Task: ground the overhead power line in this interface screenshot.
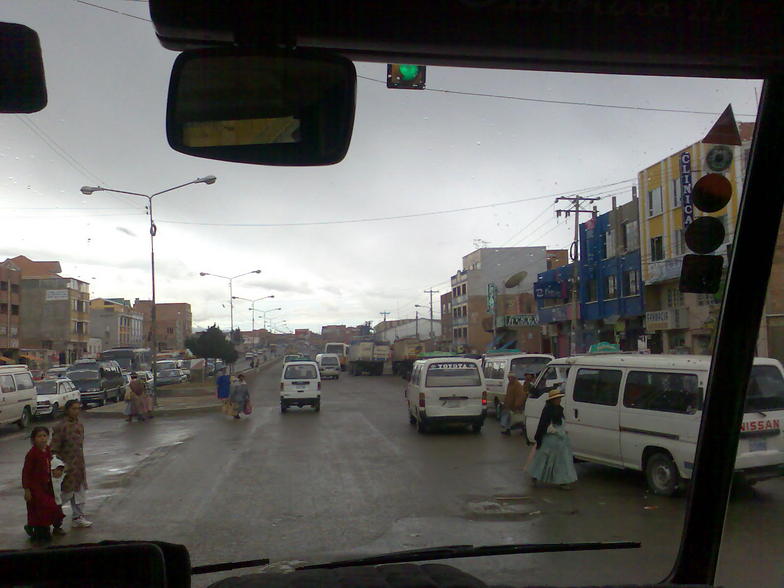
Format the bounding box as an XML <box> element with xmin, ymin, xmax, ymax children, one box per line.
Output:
<box><xmin>75</xmin><ymin>0</ymin><xmax>151</xmax><ymax>22</ymax></box>
<box><xmin>357</xmin><ymin>75</ymin><xmax>757</xmax><ymax>118</ymax></box>
<box><xmin>156</xmin><ymin>179</ymin><xmax>635</xmax><ymax>228</ymax></box>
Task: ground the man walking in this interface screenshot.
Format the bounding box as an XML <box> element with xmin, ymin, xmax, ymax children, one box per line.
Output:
<box><xmin>500</xmin><ymin>373</ymin><xmax>525</xmax><ymax>435</ymax></box>
<box><xmin>50</xmin><ymin>400</ymin><xmax>92</xmax><ymax>528</ymax></box>
<box><xmin>216</xmin><ymin>368</ymin><xmax>231</xmax><ymax>412</ymax></box>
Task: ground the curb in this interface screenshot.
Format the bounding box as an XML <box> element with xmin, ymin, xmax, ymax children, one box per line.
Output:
<box><xmin>85</xmin><ymin>358</ymin><xmax>281</xmax><ymax>419</ymax></box>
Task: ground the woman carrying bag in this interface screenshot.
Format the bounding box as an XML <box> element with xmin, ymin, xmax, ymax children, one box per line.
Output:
<box><xmin>527</xmin><ymin>387</ymin><xmax>577</xmax><ymax>490</ymax></box>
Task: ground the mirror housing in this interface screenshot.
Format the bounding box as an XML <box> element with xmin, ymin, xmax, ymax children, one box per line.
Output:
<box><xmin>0</xmin><ymin>23</ymin><xmax>47</xmax><ymax>113</ymax></box>
<box><xmin>166</xmin><ymin>48</ymin><xmax>356</xmax><ymax>166</ymax></box>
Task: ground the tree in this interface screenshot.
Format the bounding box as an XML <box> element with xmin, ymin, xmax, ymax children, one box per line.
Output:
<box><xmin>231</xmin><ymin>327</ymin><xmax>243</xmax><ymax>344</ymax></box>
<box><xmin>186</xmin><ymin>324</ymin><xmax>239</xmax><ymax>364</ymax></box>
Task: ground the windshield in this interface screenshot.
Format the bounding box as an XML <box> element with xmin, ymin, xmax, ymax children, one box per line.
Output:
<box><xmin>65</xmin><ymin>370</ymin><xmax>99</xmax><ymax>380</ymax></box>
<box><xmin>0</xmin><ymin>4</ymin><xmax>780</xmax><ymax>588</ymax></box>
<box><xmin>321</xmin><ymin>358</ymin><xmax>339</xmax><ymax>366</ymax></box>
<box><xmin>35</xmin><ymin>381</ymin><xmax>58</xmax><ymax>395</ymax></box>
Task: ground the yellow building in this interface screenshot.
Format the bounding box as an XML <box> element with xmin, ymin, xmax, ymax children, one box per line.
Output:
<box><xmin>637</xmin><ymin>113</ymin><xmax>754</xmax><ymax>354</ymax></box>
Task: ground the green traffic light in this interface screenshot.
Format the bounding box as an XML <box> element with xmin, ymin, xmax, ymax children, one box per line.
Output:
<box><xmin>399</xmin><ymin>65</ymin><xmax>420</xmax><ymax>81</ymax></box>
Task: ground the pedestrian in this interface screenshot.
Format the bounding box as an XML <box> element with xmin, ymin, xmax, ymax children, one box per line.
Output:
<box><xmin>520</xmin><ymin>372</ymin><xmax>535</xmax><ymax>445</ymax></box>
<box><xmin>22</xmin><ymin>426</ymin><xmax>65</xmax><ymax>542</ymax></box>
<box><xmin>127</xmin><ymin>373</ymin><xmax>147</xmax><ymax>423</ymax></box>
<box><xmin>527</xmin><ymin>387</ymin><xmax>577</xmax><ymax>490</ymax></box>
<box><xmin>500</xmin><ymin>373</ymin><xmax>525</xmax><ymax>435</ymax></box>
<box><xmin>229</xmin><ymin>373</ymin><xmax>250</xmax><ymax>419</ymax></box>
<box><xmin>50</xmin><ymin>400</ymin><xmax>92</xmax><ymax>528</ymax></box>
<box><xmin>216</xmin><ymin>368</ymin><xmax>231</xmax><ymax>414</ymax></box>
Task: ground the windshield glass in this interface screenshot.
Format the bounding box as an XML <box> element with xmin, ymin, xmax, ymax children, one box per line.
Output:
<box><xmin>35</xmin><ymin>381</ymin><xmax>57</xmax><ymax>395</ymax></box>
<box><xmin>321</xmin><ymin>358</ymin><xmax>339</xmax><ymax>366</ymax></box>
<box><xmin>0</xmin><ymin>4</ymin><xmax>781</xmax><ymax>587</ymax></box>
<box><xmin>746</xmin><ymin>365</ymin><xmax>784</xmax><ymax>412</ymax></box>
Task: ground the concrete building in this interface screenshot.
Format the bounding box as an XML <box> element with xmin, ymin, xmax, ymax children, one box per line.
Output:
<box><xmin>89</xmin><ymin>298</ymin><xmax>144</xmax><ymax>349</ymax></box>
<box><xmin>449</xmin><ymin>247</ymin><xmax>552</xmax><ymax>353</ymax></box>
<box><xmin>9</xmin><ymin>256</ymin><xmax>90</xmax><ymax>365</ymax></box>
<box><xmin>0</xmin><ymin>260</ymin><xmax>22</xmax><ymax>362</ymax></box>
<box><xmin>440</xmin><ymin>292</ymin><xmax>453</xmax><ymax>350</ymax></box>
<box><xmin>535</xmin><ymin>262</ymin><xmax>578</xmax><ymax>357</ymax></box>
<box><xmin>578</xmin><ymin>196</ymin><xmax>645</xmax><ymax>352</ymax></box>
<box><xmin>638</xmin><ymin>115</ymin><xmax>754</xmax><ymax>354</ymax></box>
<box><xmin>132</xmin><ymin>300</ymin><xmax>192</xmax><ymax>352</ymax></box>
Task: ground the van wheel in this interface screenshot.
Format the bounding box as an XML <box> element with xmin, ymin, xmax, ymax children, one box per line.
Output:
<box><xmin>280</xmin><ymin>402</ymin><xmax>288</xmax><ymax>413</ymax></box>
<box><xmin>97</xmin><ymin>394</ymin><xmax>106</xmax><ymax>407</ymax></box>
<box><xmin>17</xmin><ymin>407</ymin><xmax>32</xmax><ymax>429</ymax></box>
<box><xmin>417</xmin><ymin>418</ymin><xmax>429</xmax><ymax>434</ymax></box>
<box><xmin>314</xmin><ymin>400</ymin><xmax>321</xmax><ymax>412</ymax></box>
<box><xmin>472</xmin><ymin>423</ymin><xmax>483</xmax><ymax>434</ymax></box>
<box><xmin>645</xmin><ymin>452</ymin><xmax>681</xmax><ymax>496</ymax></box>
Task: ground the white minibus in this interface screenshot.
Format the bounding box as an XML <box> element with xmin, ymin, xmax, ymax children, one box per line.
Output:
<box><xmin>481</xmin><ymin>352</ymin><xmax>554</xmax><ymax>416</ymax></box>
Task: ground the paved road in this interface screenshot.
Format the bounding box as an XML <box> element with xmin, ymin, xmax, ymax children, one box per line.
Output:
<box><xmin>0</xmin><ymin>367</ymin><xmax>781</xmax><ymax>587</ymax></box>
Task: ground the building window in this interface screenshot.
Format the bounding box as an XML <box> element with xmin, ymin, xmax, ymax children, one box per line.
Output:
<box><xmin>648</xmin><ymin>186</ymin><xmax>663</xmax><ymax>217</ymax></box>
<box><xmin>604</xmin><ymin>275</ymin><xmax>617</xmax><ymax>299</ymax></box>
<box><xmin>167</xmin><ymin>327</ymin><xmax>174</xmax><ymax>335</ymax></box>
<box><xmin>601</xmin><ymin>230</ymin><xmax>615</xmax><ymax>259</ymax></box>
<box><xmin>666</xmin><ymin>287</ymin><xmax>684</xmax><ymax>308</ymax></box>
<box><xmin>650</xmin><ymin>236</ymin><xmax>664</xmax><ymax>261</ymax></box>
<box><xmin>623</xmin><ymin>270</ymin><xmax>640</xmax><ymax>296</ymax></box>
<box><xmin>622</xmin><ymin>220</ymin><xmax>639</xmax><ymax>252</ymax></box>
<box><xmin>11</xmin><ymin>305</ymin><xmax>19</xmax><ymax>316</ymax></box>
<box><xmin>0</xmin><ymin>281</ymin><xmax>6</xmax><ymax>291</ymax></box>
<box><xmin>673</xmin><ymin>229</ymin><xmax>686</xmax><ymax>256</ymax></box>
<box><xmin>461</xmin><ymin>284</ymin><xmax>466</xmax><ymax>296</ymax></box>
<box><xmin>10</xmin><ymin>284</ymin><xmax>19</xmax><ymax>294</ymax></box>
<box><xmin>671</xmin><ymin>177</ymin><xmax>682</xmax><ymax>208</ymax></box>
<box><xmin>587</xmin><ymin>280</ymin><xmax>597</xmax><ymax>302</ymax></box>
<box><xmin>697</xmin><ymin>293</ymin><xmax>716</xmax><ymax>306</ymax></box>
<box><xmin>0</xmin><ymin>303</ymin><xmax>6</xmax><ymax>314</ymax></box>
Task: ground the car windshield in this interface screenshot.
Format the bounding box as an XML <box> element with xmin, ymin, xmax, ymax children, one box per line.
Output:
<box><xmin>35</xmin><ymin>381</ymin><xmax>58</xmax><ymax>395</ymax></box>
<box><xmin>1</xmin><ymin>4</ymin><xmax>781</xmax><ymax>588</ymax></box>
<box><xmin>65</xmin><ymin>370</ymin><xmax>99</xmax><ymax>380</ymax></box>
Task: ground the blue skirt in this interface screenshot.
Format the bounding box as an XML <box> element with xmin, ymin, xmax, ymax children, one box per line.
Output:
<box><xmin>528</xmin><ymin>428</ymin><xmax>578</xmax><ymax>485</ymax></box>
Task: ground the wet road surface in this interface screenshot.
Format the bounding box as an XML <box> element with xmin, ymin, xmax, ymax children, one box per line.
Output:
<box><xmin>0</xmin><ymin>367</ymin><xmax>781</xmax><ymax>587</ymax></box>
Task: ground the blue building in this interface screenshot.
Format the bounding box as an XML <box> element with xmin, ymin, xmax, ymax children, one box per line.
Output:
<box><xmin>535</xmin><ymin>197</ymin><xmax>644</xmax><ymax>356</ymax></box>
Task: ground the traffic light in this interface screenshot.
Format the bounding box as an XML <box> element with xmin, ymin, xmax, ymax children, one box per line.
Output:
<box><xmin>386</xmin><ymin>64</ymin><xmax>426</xmax><ymax>89</ymax></box>
<box><xmin>679</xmin><ymin>105</ymin><xmax>741</xmax><ymax>294</ymax></box>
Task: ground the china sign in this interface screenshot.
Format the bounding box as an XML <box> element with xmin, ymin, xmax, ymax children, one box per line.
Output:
<box><xmin>504</xmin><ymin>314</ymin><xmax>538</xmax><ymax>327</ymax></box>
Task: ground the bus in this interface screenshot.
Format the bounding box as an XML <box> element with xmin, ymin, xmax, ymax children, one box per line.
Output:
<box><xmin>323</xmin><ymin>342</ymin><xmax>349</xmax><ymax>371</ymax></box>
<box><xmin>98</xmin><ymin>348</ymin><xmax>152</xmax><ymax>373</ymax></box>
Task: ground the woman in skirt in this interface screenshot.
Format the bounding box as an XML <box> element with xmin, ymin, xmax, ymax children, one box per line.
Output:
<box><xmin>527</xmin><ymin>387</ymin><xmax>578</xmax><ymax>489</ymax></box>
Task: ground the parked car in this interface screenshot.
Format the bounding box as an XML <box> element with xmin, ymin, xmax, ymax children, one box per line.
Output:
<box><xmin>0</xmin><ymin>364</ymin><xmax>38</xmax><ymax>428</ymax></box>
<box><xmin>480</xmin><ymin>352</ymin><xmax>554</xmax><ymax>417</ymax></box>
<box><xmin>44</xmin><ymin>366</ymin><xmax>70</xmax><ymax>380</ymax></box>
<box><xmin>66</xmin><ymin>359</ymin><xmax>124</xmax><ymax>406</ymax></box>
<box><xmin>156</xmin><ymin>369</ymin><xmax>186</xmax><ymax>387</ymax></box>
<box><xmin>35</xmin><ymin>378</ymin><xmax>80</xmax><ymax>418</ymax></box>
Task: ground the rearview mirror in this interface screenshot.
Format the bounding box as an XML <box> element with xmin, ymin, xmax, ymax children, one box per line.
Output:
<box><xmin>0</xmin><ymin>23</ymin><xmax>47</xmax><ymax>113</ymax></box>
<box><xmin>166</xmin><ymin>48</ymin><xmax>356</xmax><ymax>166</ymax></box>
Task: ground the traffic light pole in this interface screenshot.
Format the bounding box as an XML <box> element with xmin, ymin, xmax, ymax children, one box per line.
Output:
<box><xmin>556</xmin><ymin>195</ymin><xmax>599</xmax><ymax>356</ymax></box>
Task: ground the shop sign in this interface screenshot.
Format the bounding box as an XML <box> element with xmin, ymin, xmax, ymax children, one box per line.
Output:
<box><xmin>45</xmin><ymin>289</ymin><xmax>69</xmax><ymax>301</ymax></box>
<box><xmin>505</xmin><ymin>314</ymin><xmax>538</xmax><ymax>327</ymax></box>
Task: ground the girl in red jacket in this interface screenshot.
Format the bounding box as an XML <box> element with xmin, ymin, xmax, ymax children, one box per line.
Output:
<box><xmin>22</xmin><ymin>426</ymin><xmax>65</xmax><ymax>541</ymax></box>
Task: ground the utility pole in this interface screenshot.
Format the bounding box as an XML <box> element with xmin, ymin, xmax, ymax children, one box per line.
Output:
<box><xmin>424</xmin><ymin>289</ymin><xmax>438</xmax><ymax>342</ymax></box>
<box><xmin>379</xmin><ymin>311</ymin><xmax>390</xmax><ymax>340</ymax></box>
<box><xmin>555</xmin><ymin>195</ymin><xmax>600</xmax><ymax>356</ymax></box>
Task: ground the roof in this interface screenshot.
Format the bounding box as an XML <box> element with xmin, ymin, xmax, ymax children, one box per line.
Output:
<box><xmin>7</xmin><ymin>255</ymin><xmax>62</xmax><ymax>278</ymax></box>
<box><xmin>547</xmin><ymin>354</ymin><xmax>782</xmax><ymax>370</ymax></box>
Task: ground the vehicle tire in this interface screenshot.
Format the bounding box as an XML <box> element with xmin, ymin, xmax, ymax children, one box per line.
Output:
<box><xmin>280</xmin><ymin>401</ymin><xmax>288</xmax><ymax>413</ymax></box>
<box><xmin>17</xmin><ymin>407</ymin><xmax>32</xmax><ymax>429</ymax></box>
<box><xmin>472</xmin><ymin>422</ymin><xmax>483</xmax><ymax>434</ymax></box>
<box><xmin>314</xmin><ymin>400</ymin><xmax>321</xmax><ymax>412</ymax></box>
<box><xmin>51</xmin><ymin>403</ymin><xmax>60</xmax><ymax>419</ymax></box>
<box><xmin>97</xmin><ymin>394</ymin><xmax>106</xmax><ymax>407</ymax></box>
<box><xmin>645</xmin><ymin>452</ymin><xmax>681</xmax><ymax>496</ymax></box>
<box><xmin>416</xmin><ymin>418</ymin><xmax>429</xmax><ymax>434</ymax></box>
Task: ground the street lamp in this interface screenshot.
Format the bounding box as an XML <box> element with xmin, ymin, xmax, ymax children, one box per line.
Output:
<box><xmin>80</xmin><ymin>175</ymin><xmax>217</xmax><ymax>392</ymax></box>
<box><xmin>200</xmin><ymin>270</ymin><xmax>262</xmax><ymax>352</ymax></box>
<box><xmin>232</xmin><ymin>295</ymin><xmax>274</xmax><ymax>346</ymax></box>
<box><xmin>257</xmin><ymin>307</ymin><xmax>282</xmax><ymax>330</ymax></box>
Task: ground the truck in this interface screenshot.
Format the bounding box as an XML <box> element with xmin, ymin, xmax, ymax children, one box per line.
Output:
<box><xmin>391</xmin><ymin>338</ymin><xmax>424</xmax><ymax>378</ymax></box>
<box><xmin>348</xmin><ymin>340</ymin><xmax>387</xmax><ymax>376</ymax></box>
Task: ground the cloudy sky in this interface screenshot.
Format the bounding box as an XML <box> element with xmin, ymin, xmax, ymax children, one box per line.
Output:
<box><xmin>0</xmin><ymin>1</ymin><xmax>762</xmax><ymax>333</ymax></box>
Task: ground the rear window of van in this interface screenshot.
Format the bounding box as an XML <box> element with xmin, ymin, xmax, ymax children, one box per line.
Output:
<box><xmin>285</xmin><ymin>365</ymin><xmax>318</xmax><ymax>379</ymax></box>
<box><xmin>426</xmin><ymin>362</ymin><xmax>481</xmax><ymax>387</ymax></box>
<box><xmin>746</xmin><ymin>365</ymin><xmax>784</xmax><ymax>412</ymax></box>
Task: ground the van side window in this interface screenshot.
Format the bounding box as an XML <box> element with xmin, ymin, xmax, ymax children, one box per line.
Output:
<box><xmin>624</xmin><ymin>371</ymin><xmax>700</xmax><ymax>413</ymax></box>
<box><xmin>493</xmin><ymin>361</ymin><xmax>505</xmax><ymax>380</ymax></box>
<box><xmin>14</xmin><ymin>373</ymin><xmax>35</xmax><ymax>392</ymax></box>
<box><xmin>573</xmin><ymin>369</ymin><xmax>621</xmax><ymax>406</ymax></box>
<box><xmin>531</xmin><ymin>366</ymin><xmax>558</xmax><ymax>399</ymax></box>
<box><xmin>0</xmin><ymin>374</ymin><xmax>16</xmax><ymax>393</ymax></box>
<box><xmin>483</xmin><ymin>362</ymin><xmax>493</xmax><ymax>379</ymax></box>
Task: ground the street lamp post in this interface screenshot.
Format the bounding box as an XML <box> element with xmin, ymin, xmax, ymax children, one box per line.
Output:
<box><xmin>199</xmin><ymin>270</ymin><xmax>262</xmax><ymax>361</ymax></box>
<box><xmin>232</xmin><ymin>295</ymin><xmax>275</xmax><ymax>347</ymax></box>
<box><xmin>80</xmin><ymin>175</ymin><xmax>217</xmax><ymax>393</ymax></box>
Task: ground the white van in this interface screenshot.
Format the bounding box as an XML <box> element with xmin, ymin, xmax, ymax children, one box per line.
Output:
<box><xmin>315</xmin><ymin>353</ymin><xmax>341</xmax><ymax>379</ymax></box>
<box><xmin>481</xmin><ymin>352</ymin><xmax>554</xmax><ymax>416</ymax></box>
<box><xmin>0</xmin><ymin>365</ymin><xmax>38</xmax><ymax>428</ymax></box>
<box><xmin>280</xmin><ymin>361</ymin><xmax>321</xmax><ymax>413</ymax></box>
<box><xmin>405</xmin><ymin>357</ymin><xmax>486</xmax><ymax>434</ymax></box>
<box><xmin>524</xmin><ymin>354</ymin><xmax>784</xmax><ymax>495</ymax></box>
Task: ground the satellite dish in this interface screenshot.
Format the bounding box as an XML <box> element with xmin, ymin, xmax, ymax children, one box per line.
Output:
<box><xmin>504</xmin><ymin>271</ymin><xmax>527</xmax><ymax>289</ymax></box>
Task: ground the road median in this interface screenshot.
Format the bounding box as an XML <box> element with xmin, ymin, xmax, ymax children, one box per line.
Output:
<box><xmin>86</xmin><ymin>358</ymin><xmax>280</xmax><ymax>418</ymax></box>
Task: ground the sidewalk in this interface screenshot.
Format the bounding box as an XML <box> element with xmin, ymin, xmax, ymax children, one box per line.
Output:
<box><xmin>87</xmin><ymin>358</ymin><xmax>280</xmax><ymax>418</ymax></box>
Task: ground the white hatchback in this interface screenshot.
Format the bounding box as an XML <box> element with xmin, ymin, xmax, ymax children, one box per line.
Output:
<box><xmin>35</xmin><ymin>378</ymin><xmax>80</xmax><ymax>418</ymax></box>
<box><xmin>280</xmin><ymin>361</ymin><xmax>321</xmax><ymax>413</ymax></box>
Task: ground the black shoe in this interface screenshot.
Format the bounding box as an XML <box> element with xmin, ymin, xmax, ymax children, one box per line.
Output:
<box><xmin>501</xmin><ymin>429</ymin><xmax>511</xmax><ymax>435</ymax></box>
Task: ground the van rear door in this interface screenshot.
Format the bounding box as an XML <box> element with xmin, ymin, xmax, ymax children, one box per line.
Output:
<box><xmin>568</xmin><ymin>367</ymin><xmax>623</xmax><ymax>466</ymax></box>
<box><xmin>424</xmin><ymin>361</ymin><xmax>483</xmax><ymax>417</ymax></box>
<box><xmin>736</xmin><ymin>363</ymin><xmax>784</xmax><ymax>474</ymax></box>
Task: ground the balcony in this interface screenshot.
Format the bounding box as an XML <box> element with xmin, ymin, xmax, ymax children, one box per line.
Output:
<box><xmin>453</xmin><ymin>316</ymin><xmax>469</xmax><ymax>327</ymax></box>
